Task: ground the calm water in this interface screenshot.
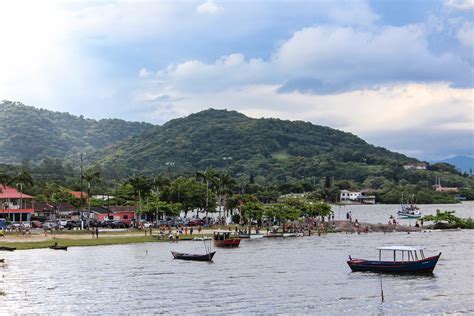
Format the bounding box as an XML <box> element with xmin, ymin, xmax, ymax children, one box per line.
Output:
<box><xmin>331</xmin><ymin>201</ymin><xmax>473</xmax><ymax>224</ymax></box>
<box><xmin>1</xmin><ymin>203</ymin><xmax>473</xmax><ymax>315</ymax></box>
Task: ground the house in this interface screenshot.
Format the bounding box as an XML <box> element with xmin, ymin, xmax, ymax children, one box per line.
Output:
<box><xmin>0</xmin><ymin>185</ymin><xmax>34</xmax><ymax>222</ymax></box>
<box><xmin>69</xmin><ymin>191</ymin><xmax>88</xmax><ymax>200</ymax></box>
<box><xmin>33</xmin><ymin>202</ymin><xmax>78</xmax><ymax>220</ymax></box>
<box><xmin>340</xmin><ymin>190</ymin><xmax>362</xmax><ymax>201</ymax></box>
<box><xmin>403</xmin><ymin>163</ymin><xmax>427</xmax><ymax>170</ymax></box>
<box><xmin>107</xmin><ymin>206</ymin><xmax>137</xmax><ymax>225</ymax></box>
<box><xmin>432</xmin><ymin>184</ymin><xmax>459</xmax><ymax>193</ymax></box>
<box><xmin>340</xmin><ymin>189</ymin><xmax>376</xmax><ymax>204</ymax></box>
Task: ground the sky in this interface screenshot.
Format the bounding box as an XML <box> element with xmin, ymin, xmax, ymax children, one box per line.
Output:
<box><xmin>0</xmin><ymin>0</ymin><xmax>473</xmax><ymax>161</ymax></box>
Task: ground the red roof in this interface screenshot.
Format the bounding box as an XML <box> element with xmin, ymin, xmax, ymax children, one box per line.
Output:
<box><xmin>0</xmin><ymin>185</ymin><xmax>33</xmax><ymax>199</ymax></box>
<box><xmin>69</xmin><ymin>191</ymin><xmax>88</xmax><ymax>199</ymax></box>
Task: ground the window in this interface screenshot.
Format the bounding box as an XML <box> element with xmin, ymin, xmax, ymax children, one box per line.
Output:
<box><xmin>123</xmin><ymin>215</ymin><xmax>128</xmax><ymax>219</ymax></box>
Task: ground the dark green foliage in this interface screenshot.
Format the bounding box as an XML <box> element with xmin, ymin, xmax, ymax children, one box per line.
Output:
<box><xmin>98</xmin><ymin>108</ymin><xmax>419</xmax><ymax>183</ymax></box>
<box><xmin>423</xmin><ymin>210</ymin><xmax>474</xmax><ymax>229</ymax></box>
<box><xmin>0</xmin><ymin>101</ymin><xmax>152</xmax><ymax>163</ymax></box>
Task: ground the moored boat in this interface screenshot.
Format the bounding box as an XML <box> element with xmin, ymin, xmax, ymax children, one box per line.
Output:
<box><xmin>397</xmin><ymin>195</ymin><xmax>422</xmax><ymax>218</ymax></box>
<box><xmin>239</xmin><ymin>233</ymin><xmax>264</xmax><ymax>239</ymax></box>
<box><xmin>49</xmin><ymin>245</ymin><xmax>68</xmax><ymax>251</ymax></box>
<box><xmin>0</xmin><ymin>246</ymin><xmax>16</xmax><ymax>251</ymax></box>
<box><xmin>347</xmin><ymin>246</ymin><xmax>441</xmax><ymax>273</ymax></box>
<box><xmin>171</xmin><ymin>251</ymin><xmax>215</xmax><ymax>262</ymax></box>
<box><xmin>213</xmin><ymin>230</ymin><xmax>241</xmax><ymax>247</ymax></box>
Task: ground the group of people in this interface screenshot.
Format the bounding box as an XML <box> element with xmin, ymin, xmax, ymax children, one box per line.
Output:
<box><xmin>388</xmin><ymin>215</ymin><xmax>398</xmax><ymax>226</ymax></box>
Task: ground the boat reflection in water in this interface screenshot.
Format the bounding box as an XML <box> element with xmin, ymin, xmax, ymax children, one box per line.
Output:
<box><xmin>348</xmin><ymin>246</ymin><xmax>441</xmax><ymax>273</ymax></box>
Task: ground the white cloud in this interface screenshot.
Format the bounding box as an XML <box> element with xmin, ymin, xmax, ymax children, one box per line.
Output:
<box><xmin>144</xmin><ymin>25</ymin><xmax>472</xmax><ymax>94</ymax></box>
<box><xmin>444</xmin><ymin>0</ymin><xmax>474</xmax><ymax>10</ymax></box>
<box><xmin>457</xmin><ymin>22</ymin><xmax>474</xmax><ymax>47</ymax></box>
<box><xmin>197</xmin><ymin>0</ymin><xmax>222</xmax><ymax>14</ymax></box>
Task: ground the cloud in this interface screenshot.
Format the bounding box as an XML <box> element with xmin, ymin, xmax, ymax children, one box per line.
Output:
<box><xmin>444</xmin><ymin>0</ymin><xmax>474</xmax><ymax>10</ymax></box>
<box><xmin>457</xmin><ymin>22</ymin><xmax>474</xmax><ymax>47</ymax></box>
<box><xmin>143</xmin><ymin>25</ymin><xmax>473</xmax><ymax>95</ymax></box>
<box><xmin>197</xmin><ymin>0</ymin><xmax>222</xmax><ymax>14</ymax></box>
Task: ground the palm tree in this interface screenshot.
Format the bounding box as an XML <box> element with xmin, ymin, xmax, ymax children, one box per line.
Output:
<box><xmin>196</xmin><ymin>168</ymin><xmax>220</xmax><ymax>216</ymax></box>
<box><xmin>216</xmin><ymin>173</ymin><xmax>236</xmax><ymax>219</ymax></box>
<box><xmin>11</xmin><ymin>169</ymin><xmax>34</xmax><ymax>209</ymax></box>
<box><xmin>83</xmin><ymin>167</ymin><xmax>101</xmax><ymax>214</ymax></box>
<box><xmin>127</xmin><ymin>175</ymin><xmax>152</xmax><ymax>220</ymax></box>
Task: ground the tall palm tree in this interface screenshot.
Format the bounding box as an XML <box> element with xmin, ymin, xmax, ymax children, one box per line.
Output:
<box><xmin>83</xmin><ymin>167</ymin><xmax>101</xmax><ymax>213</ymax></box>
<box><xmin>196</xmin><ymin>168</ymin><xmax>220</xmax><ymax>217</ymax></box>
<box><xmin>12</xmin><ymin>169</ymin><xmax>34</xmax><ymax>209</ymax></box>
<box><xmin>127</xmin><ymin>175</ymin><xmax>152</xmax><ymax>219</ymax></box>
<box><xmin>217</xmin><ymin>173</ymin><xmax>237</xmax><ymax>218</ymax></box>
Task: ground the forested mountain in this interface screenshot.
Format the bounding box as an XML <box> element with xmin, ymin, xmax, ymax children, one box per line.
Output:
<box><xmin>435</xmin><ymin>156</ymin><xmax>474</xmax><ymax>173</ymax></box>
<box><xmin>0</xmin><ymin>100</ymin><xmax>152</xmax><ymax>163</ymax></box>
<box><xmin>97</xmin><ymin>109</ymin><xmax>421</xmax><ymax>182</ymax></box>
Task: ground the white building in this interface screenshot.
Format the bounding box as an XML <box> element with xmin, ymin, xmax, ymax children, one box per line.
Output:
<box><xmin>340</xmin><ymin>190</ymin><xmax>362</xmax><ymax>201</ymax></box>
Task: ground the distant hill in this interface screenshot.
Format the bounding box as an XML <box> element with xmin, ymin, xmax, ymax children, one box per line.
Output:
<box><xmin>0</xmin><ymin>100</ymin><xmax>153</xmax><ymax>163</ymax></box>
<box><xmin>435</xmin><ymin>156</ymin><xmax>474</xmax><ymax>173</ymax></box>
<box><xmin>97</xmin><ymin>108</ymin><xmax>419</xmax><ymax>181</ymax></box>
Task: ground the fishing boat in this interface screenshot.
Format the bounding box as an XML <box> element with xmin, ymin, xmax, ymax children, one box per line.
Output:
<box><xmin>0</xmin><ymin>246</ymin><xmax>16</xmax><ymax>251</ymax></box>
<box><xmin>347</xmin><ymin>246</ymin><xmax>441</xmax><ymax>273</ymax></box>
<box><xmin>171</xmin><ymin>251</ymin><xmax>216</xmax><ymax>262</ymax></box>
<box><xmin>213</xmin><ymin>230</ymin><xmax>241</xmax><ymax>247</ymax></box>
<box><xmin>397</xmin><ymin>195</ymin><xmax>422</xmax><ymax>218</ymax></box>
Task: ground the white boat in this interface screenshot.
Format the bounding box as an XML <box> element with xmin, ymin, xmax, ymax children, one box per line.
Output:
<box><xmin>192</xmin><ymin>237</ymin><xmax>212</xmax><ymax>241</ymax></box>
<box><xmin>397</xmin><ymin>195</ymin><xmax>422</xmax><ymax>218</ymax></box>
<box><xmin>249</xmin><ymin>234</ymin><xmax>264</xmax><ymax>239</ymax></box>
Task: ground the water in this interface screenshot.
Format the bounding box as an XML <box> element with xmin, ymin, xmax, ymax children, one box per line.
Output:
<box><xmin>1</xmin><ymin>205</ymin><xmax>473</xmax><ymax>315</ymax></box>
<box><xmin>331</xmin><ymin>201</ymin><xmax>473</xmax><ymax>224</ymax></box>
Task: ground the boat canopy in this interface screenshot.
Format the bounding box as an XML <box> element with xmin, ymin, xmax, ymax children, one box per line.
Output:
<box><xmin>377</xmin><ymin>246</ymin><xmax>425</xmax><ymax>251</ymax></box>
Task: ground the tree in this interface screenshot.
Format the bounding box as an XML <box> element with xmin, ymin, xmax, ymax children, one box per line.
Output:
<box><xmin>196</xmin><ymin>168</ymin><xmax>220</xmax><ymax>213</ymax></box>
<box><xmin>264</xmin><ymin>203</ymin><xmax>301</xmax><ymax>232</ymax></box>
<box><xmin>11</xmin><ymin>169</ymin><xmax>34</xmax><ymax>209</ymax></box>
<box><xmin>83</xmin><ymin>167</ymin><xmax>101</xmax><ymax>211</ymax></box>
<box><xmin>161</xmin><ymin>177</ymin><xmax>216</xmax><ymax>218</ymax></box>
<box><xmin>127</xmin><ymin>175</ymin><xmax>153</xmax><ymax>213</ymax></box>
<box><xmin>240</xmin><ymin>200</ymin><xmax>264</xmax><ymax>230</ymax></box>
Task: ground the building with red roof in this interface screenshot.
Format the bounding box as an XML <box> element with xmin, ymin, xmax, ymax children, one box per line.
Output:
<box><xmin>0</xmin><ymin>185</ymin><xmax>34</xmax><ymax>222</ymax></box>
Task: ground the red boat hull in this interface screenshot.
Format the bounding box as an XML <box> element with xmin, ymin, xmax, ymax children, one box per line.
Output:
<box><xmin>214</xmin><ymin>238</ymin><xmax>241</xmax><ymax>247</ymax></box>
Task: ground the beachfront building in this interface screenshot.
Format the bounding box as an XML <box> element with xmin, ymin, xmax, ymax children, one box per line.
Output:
<box><xmin>432</xmin><ymin>184</ymin><xmax>459</xmax><ymax>193</ymax></box>
<box><xmin>33</xmin><ymin>202</ymin><xmax>78</xmax><ymax>220</ymax></box>
<box><xmin>403</xmin><ymin>163</ymin><xmax>427</xmax><ymax>170</ymax></box>
<box><xmin>0</xmin><ymin>185</ymin><xmax>34</xmax><ymax>222</ymax></box>
<box><xmin>340</xmin><ymin>189</ymin><xmax>376</xmax><ymax>204</ymax></box>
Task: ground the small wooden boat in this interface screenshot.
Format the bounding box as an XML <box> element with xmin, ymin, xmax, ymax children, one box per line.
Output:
<box><xmin>49</xmin><ymin>245</ymin><xmax>68</xmax><ymax>251</ymax></box>
<box><xmin>0</xmin><ymin>246</ymin><xmax>16</xmax><ymax>251</ymax></box>
<box><xmin>171</xmin><ymin>251</ymin><xmax>215</xmax><ymax>262</ymax></box>
<box><xmin>347</xmin><ymin>246</ymin><xmax>441</xmax><ymax>274</ymax></box>
<box><xmin>213</xmin><ymin>230</ymin><xmax>241</xmax><ymax>247</ymax></box>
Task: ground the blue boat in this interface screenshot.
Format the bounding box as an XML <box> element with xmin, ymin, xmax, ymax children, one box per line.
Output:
<box><xmin>347</xmin><ymin>246</ymin><xmax>441</xmax><ymax>274</ymax></box>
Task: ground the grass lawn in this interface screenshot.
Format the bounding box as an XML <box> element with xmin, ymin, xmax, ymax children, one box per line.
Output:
<box><xmin>0</xmin><ymin>234</ymin><xmax>206</xmax><ymax>250</ymax></box>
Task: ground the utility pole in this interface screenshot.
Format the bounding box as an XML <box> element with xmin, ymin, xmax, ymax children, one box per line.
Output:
<box><xmin>80</xmin><ymin>153</ymin><xmax>84</xmax><ymax>230</ymax></box>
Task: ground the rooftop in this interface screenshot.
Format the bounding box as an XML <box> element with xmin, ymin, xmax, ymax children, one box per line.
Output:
<box><xmin>377</xmin><ymin>246</ymin><xmax>425</xmax><ymax>251</ymax></box>
<box><xmin>0</xmin><ymin>185</ymin><xmax>34</xmax><ymax>199</ymax></box>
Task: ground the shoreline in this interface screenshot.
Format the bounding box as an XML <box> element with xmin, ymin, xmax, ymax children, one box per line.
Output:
<box><xmin>0</xmin><ymin>220</ymin><xmax>429</xmax><ymax>250</ymax></box>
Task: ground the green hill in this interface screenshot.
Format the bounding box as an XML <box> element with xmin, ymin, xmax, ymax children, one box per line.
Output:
<box><xmin>97</xmin><ymin>109</ymin><xmax>420</xmax><ymax>182</ymax></box>
<box><xmin>0</xmin><ymin>100</ymin><xmax>153</xmax><ymax>163</ymax></box>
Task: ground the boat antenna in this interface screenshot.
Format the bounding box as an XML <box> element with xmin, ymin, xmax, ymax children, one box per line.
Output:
<box><xmin>380</xmin><ymin>275</ymin><xmax>385</xmax><ymax>303</ymax></box>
